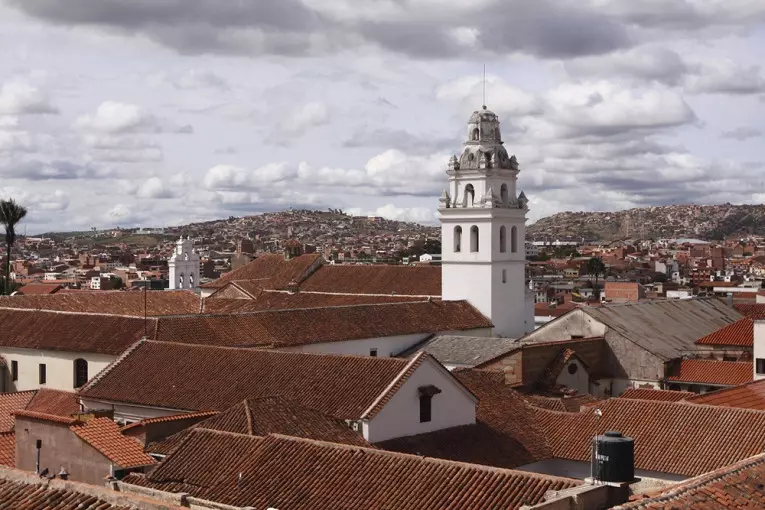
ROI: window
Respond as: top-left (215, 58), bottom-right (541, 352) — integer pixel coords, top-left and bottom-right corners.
top-left (74, 359), bottom-right (88, 388)
top-left (418, 385), bottom-right (441, 423)
top-left (39, 364), bottom-right (46, 385)
top-left (189, 273), bottom-right (195, 287)
top-left (369, 348), bottom-right (378, 357)
top-left (499, 226), bottom-right (507, 253)
top-left (757, 359), bottom-right (765, 375)
top-left (511, 226), bottom-right (518, 253)
top-left (471, 128), bottom-right (479, 141)
top-left (11, 361), bottom-right (18, 382)
top-left (464, 184), bottom-right (475, 206)
top-left (454, 226), bottom-right (462, 253)
top-left (470, 226), bottom-right (479, 252)
top-left (568, 363), bottom-right (578, 375)
top-left (502, 269), bottom-right (507, 283)
top-left (723, 355), bottom-right (737, 362)
top-left (500, 183), bottom-right (508, 204)
top-left (179, 273), bottom-right (184, 288)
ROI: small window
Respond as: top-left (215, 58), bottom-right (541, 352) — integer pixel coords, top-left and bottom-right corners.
top-left (369, 348), bottom-right (378, 357)
top-left (470, 226), bottom-right (479, 252)
top-left (511, 226), bottom-right (518, 253)
top-left (502, 269), bottom-right (507, 283)
top-left (499, 226), bottom-right (507, 253)
top-left (419, 395), bottom-right (432, 423)
top-left (568, 363), bottom-right (578, 375)
top-left (723, 355), bottom-right (737, 362)
top-left (39, 364), bottom-right (46, 385)
top-left (74, 358), bottom-right (88, 388)
top-left (11, 361), bottom-right (18, 382)
top-left (454, 226), bottom-right (462, 253)
top-left (757, 359), bottom-right (765, 375)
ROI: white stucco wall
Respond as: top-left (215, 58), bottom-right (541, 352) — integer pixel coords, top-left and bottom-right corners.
top-left (755, 320), bottom-right (765, 381)
top-left (79, 398), bottom-right (192, 424)
top-left (2, 347), bottom-right (116, 392)
top-left (517, 458), bottom-right (687, 483)
top-left (365, 357), bottom-right (476, 443)
top-left (556, 359), bottom-right (589, 395)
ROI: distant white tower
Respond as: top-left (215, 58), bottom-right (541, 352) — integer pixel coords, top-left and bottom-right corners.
top-left (168, 237), bottom-right (200, 290)
top-left (439, 106), bottom-right (534, 338)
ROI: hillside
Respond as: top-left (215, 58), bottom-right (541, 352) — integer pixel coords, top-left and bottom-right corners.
top-left (527, 203), bottom-right (765, 242)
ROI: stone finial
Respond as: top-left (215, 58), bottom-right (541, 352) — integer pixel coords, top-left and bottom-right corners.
top-left (439, 190), bottom-right (451, 208)
top-left (448, 154), bottom-right (459, 171)
top-left (509, 154), bottom-right (519, 170)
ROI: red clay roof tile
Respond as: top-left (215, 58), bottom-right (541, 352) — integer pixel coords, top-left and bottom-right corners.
top-left (80, 341), bottom-right (413, 420)
top-left (688, 379), bottom-right (765, 410)
top-left (666, 359), bottom-right (753, 386)
top-left (125, 431), bottom-right (580, 510)
top-left (202, 291), bottom-right (424, 313)
top-left (70, 417), bottom-right (155, 468)
top-left (619, 388), bottom-right (695, 402)
top-left (202, 253), bottom-right (322, 289)
top-left (695, 315), bottom-right (762, 346)
top-left (120, 411), bottom-right (218, 432)
top-left (0, 433), bottom-right (14, 467)
top-left (0, 391), bottom-right (36, 432)
top-left (25, 389), bottom-right (80, 417)
top-left (299, 264), bottom-right (442, 296)
top-left (13, 410), bottom-right (78, 425)
top-left (0, 290), bottom-right (200, 316)
top-left (734, 303), bottom-right (765, 317)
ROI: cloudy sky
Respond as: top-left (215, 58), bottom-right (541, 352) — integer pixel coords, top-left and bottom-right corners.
top-left (1, 0), bottom-right (764, 233)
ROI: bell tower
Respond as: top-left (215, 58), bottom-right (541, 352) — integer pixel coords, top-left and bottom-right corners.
top-left (168, 236), bottom-right (200, 290)
top-left (439, 106), bottom-right (533, 338)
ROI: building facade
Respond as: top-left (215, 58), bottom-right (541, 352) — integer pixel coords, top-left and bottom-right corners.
top-left (439, 106), bottom-right (534, 338)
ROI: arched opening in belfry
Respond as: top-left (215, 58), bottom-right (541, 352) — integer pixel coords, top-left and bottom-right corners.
top-left (471, 128), bottom-right (479, 141)
top-left (179, 273), bottom-right (184, 288)
top-left (454, 226), bottom-right (462, 252)
top-left (500, 183), bottom-right (509, 204)
top-left (464, 184), bottom-right (475, 207)
top-left (511, 226), bottom-right (518, 253)
top-left (499, 226), bottom-right (507, 253)
top-left (495, 127), bottom-right (501, 141)
top-left (470, 226), bottom-right (479, 252)
top-left (189, 273), bottom-right (195, 287)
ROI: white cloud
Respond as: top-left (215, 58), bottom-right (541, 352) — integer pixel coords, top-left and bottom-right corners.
top-left (0, 187), bottom-right (69, 212)
top-left (436, 76), bottom-right (542, 117)
top-left (0, 80), bottom-right (58, 115)
top-left (267, 101), bottom-right (330, 143)
top-left (137, 177), bottom-right (176, 199)
top-left (75, 101), bottom-right (192, 134)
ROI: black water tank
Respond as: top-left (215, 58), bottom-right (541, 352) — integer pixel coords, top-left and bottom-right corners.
top-left (592, 431), bottom-right (634, 483)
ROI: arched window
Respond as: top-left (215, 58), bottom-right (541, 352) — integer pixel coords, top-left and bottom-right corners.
top-left (495, 127), bottom-right (501, 141)
top-left (502, 269), bottom-right (507, 283)
top-left (74, 358), bottom-right (88, 388)
top-left (179, 273), bottom-right (184, 288)
top-left (470, 226), bottom-right (479, 252)
top-left (471, 128), bottom-right (479, 141)
top-left (511, 226), bottom-right (518, 253)
top-left (464, 184), bottom-right (475, 207)
top-left (499, 226), bottom-right (507, 253)
top-left (500, 183), bottom-right (508, 204)
top-left (454, 226), bottom-right (462, 253)
top-left (184, 252), bottom-right (188, 261)
top-left (189, 273), bottom-right (195, 287)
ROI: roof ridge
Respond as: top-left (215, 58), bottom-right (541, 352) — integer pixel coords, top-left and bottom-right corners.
top-left (0, 307), bottom-right (162, 320)
top-left (243, 399), bottom-right (254, 436)
top-left (263, 434), bottom-right (582, 481)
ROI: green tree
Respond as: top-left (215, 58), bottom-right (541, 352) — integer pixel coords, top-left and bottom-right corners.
top-left (0, 199), bottom-right (27, 295)
top-left (586, 256), bottom-right (606, 299)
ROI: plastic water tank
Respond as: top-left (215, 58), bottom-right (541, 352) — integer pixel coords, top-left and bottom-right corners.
top-left (592, 431), bottom-right (635, 483)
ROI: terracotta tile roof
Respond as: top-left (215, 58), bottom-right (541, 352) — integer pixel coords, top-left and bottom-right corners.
top-left (70, 417), bottom-right (155, 468)
top-left (13, 410), bottom-right (79, 425)
top-left (614, 452), bottom-right (765, 509)
top-left (202, 291), bottom-right (424, 313)
top-left (695, 315), bottom-right (762, 346)
top-left (535, 398), bottom-right (765, 476)
top-left (734, 303), bottom-right (765, 317)
top-left (524, 394), bottom-right (601, 412)
top-left (620, 388), bottom-right (695, 402)
top-left (25, 389), bottom-right (80, 417)
top-left (17, 283), bottom-right (63, 295)
top-left (0, 309), bottom-right (152, 355)
top-left (0, 290), bottom-right (201, 316)
top-left (382, 369), bottom-right (552, 469)
top-left (688, 379), bottom-right (765, 410)
top-left (120, 411), bottom-right (218, 432)
top-left (154, 300), bottom-right (491, 348)
top-left (0, 433), bottom-right (14, 467)
top-left (125, 430), bottom-right (580, 510)
top-left (534, 301), bottom-right (580, 318)
top-left (202, 253), bottom-right (322, 289)
top-left (298, 264), bottom-right (442, 296)
top-left (0, 390), bottom-right (36, 432)
top-left (540, 348), bottom-right (579, 387)
top-left (666, 359), bottom-right (753, 386)
top-left (80, 341), bottom-right (414, 419)
top-left (147, 396), bottom-right (370, 455)
top-left (0, 469), bottom-right (183, 509)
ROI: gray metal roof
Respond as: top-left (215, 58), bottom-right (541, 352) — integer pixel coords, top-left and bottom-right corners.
top-left (398, 335), bottom-right (518, 367)
top-left (582, 298), bottom-right (741, 361)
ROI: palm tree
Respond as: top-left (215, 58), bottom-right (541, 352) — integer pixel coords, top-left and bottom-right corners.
top-left (0, 199), bottom-right (27, 295)
top-left (587, 256), bottom-right (606, 300)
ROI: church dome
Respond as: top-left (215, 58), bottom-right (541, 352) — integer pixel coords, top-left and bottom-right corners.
top-left (468, 106), bottom-right (498, 124)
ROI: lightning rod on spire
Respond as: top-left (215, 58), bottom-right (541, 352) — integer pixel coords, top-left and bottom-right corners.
top-left (482, 64), bottom-right (486, 109)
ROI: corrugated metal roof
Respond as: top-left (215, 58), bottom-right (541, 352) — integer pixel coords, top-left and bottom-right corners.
top-left (397, 335), bottom-right (517, 367)
top-left (582, 298), bottom-right (741, 360)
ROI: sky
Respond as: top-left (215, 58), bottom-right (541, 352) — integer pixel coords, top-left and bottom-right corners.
top-left (0, 0), bottom-right (764, 233)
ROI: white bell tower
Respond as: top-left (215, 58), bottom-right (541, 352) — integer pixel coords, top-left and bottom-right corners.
top-left (439, 106), bottom-right (534, 338)
top-left (168, 236), bottom-right (200, 290)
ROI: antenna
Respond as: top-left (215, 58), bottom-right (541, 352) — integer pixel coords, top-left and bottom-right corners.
top-left (482, 64), bottom-right (486, 108)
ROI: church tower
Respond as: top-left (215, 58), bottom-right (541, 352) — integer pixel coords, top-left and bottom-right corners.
top-left (168, 236), bottom-right (200, 290)
top-left (439, 106), bottom-right (533, 338)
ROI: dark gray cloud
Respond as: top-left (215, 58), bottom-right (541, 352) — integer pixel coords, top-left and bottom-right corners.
top-left (720, 127), bottom-right (762, 141)
top-left (6, 0), bottom-right (634, 59)
top-left (1, 160), bottom-right (112, 180)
